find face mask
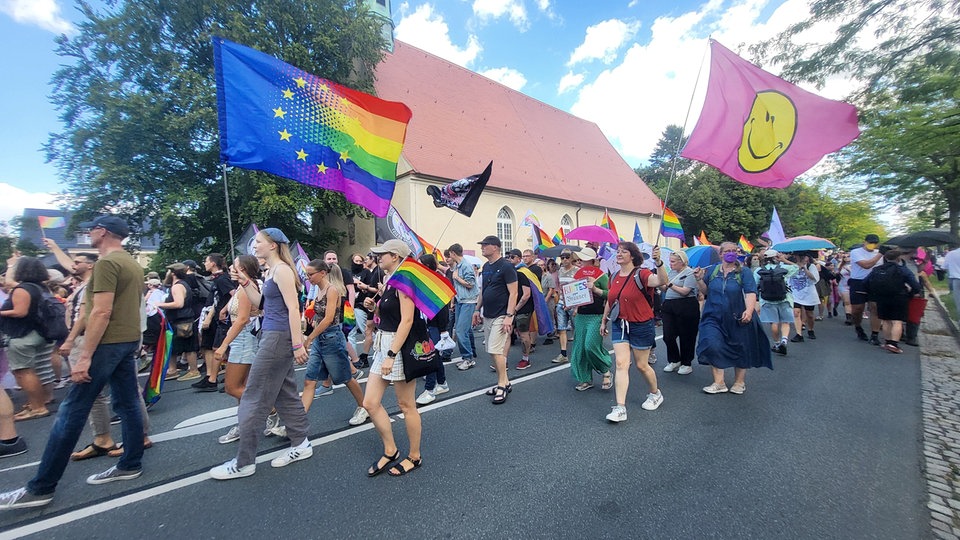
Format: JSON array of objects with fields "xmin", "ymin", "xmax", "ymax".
[
  {"xmin": 865, "ymin": 243, "xmax": 878, "ymax": 251},
  {"xmin": 722, "ymin": 252, "xmax": 739, "ymax": 263},
  {"xmin": 351, "ymin": 262, "xmax": 363, "ymax": 273}
]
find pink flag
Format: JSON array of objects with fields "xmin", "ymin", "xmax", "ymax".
[{"xmin": 681, "ymin": 40, "xmax": 860, "ymax": 188}]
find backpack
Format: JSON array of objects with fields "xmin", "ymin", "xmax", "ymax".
[
  {"xmin": 632, "ymin": 270, "xmax": 656, "ymax": 310},
  {"xmin": 21, "ymin": 283, "xmax": 69, "ymax": 343},
  {"xmin": 867, "ymin": 262, "xmax": 906, "ymax": 298},
  {"xmin": 757, "ymin": 264, "xmax": 790, "ymax": 302},
  {"xmin": 194, "ymin": 277, "xmax": 213, "ymax": 305}
]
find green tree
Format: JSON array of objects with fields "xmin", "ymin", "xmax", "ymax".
[{"xmin": 46, "ymin": 0, "xmax": 387, "ymax": 265}]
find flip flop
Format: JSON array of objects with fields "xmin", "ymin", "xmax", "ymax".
[
  {"xmin": 13, "ymin": 408, "xmax": 50, "ymax": 422},
  {"xmin": 71, "ymin": 443, "xmax": 117, "ymax": 461},
  {"xmin": 108, "ymin": 440, "xmax": 153, "ymax": 457}
]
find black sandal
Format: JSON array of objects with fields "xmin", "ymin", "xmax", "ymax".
[
  {"xmin": 367, "ymin": 450, "xmax": 400, "ymax": 477},
  {"xmin": 485, "ymin": 383, "xmax": 512, "ymax": 396},
  {"xmin": 492, "ymin": 386, "xmax": 509, "ymax": 404},
  {"xmin": 70, "ymin": 443, "xmax": 117, "ymax": 461},
  {"xmin": 388, "ymin": 456, "xmax": 422, "ymax": 477}
]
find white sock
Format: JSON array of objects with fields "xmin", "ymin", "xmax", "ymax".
[{"xmin": 296, "ymin": 438, "xmax": 311, "ymax": 449}]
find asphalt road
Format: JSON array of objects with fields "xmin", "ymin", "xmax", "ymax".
[{"xmin": 0, "ymin": 316, "xmax": 928, "ymax": 539}]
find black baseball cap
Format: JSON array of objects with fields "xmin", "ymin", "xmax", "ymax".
[
  {"xmin": 182, "ymin": 259, "xmax": 199, "ymax": 270},
  {"xmin": 506, "ymin": 249, "xmax": 523, "ymax": 258},
  {"xmin": 77, "ymin": 215, "xmax": 130, "ymax": 238},
  {"xmin": 865, "ymin": 234, "xmax": 880, "ymax": 243},
  {"xmin": 478, "ymin": 235, "xmax": 502, "ymax": 247}
]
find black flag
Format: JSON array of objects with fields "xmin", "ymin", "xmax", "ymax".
[{"xmin": 426, "ymin": 161, "xmax": 492, "ymax": 217}]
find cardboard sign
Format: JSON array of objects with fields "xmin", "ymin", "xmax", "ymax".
[{"xmin": 561, "ymin": 279, "xmax": 592, "ymax": 308}]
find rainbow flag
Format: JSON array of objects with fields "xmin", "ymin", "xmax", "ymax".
[
  {"xmin": 698, "ymin": 231, "xmax": 710, "ymax": 246},
  {"xmin": 532, "ymin": 224, "xmax": 555, "ymax": 252},
  {"xmin": 143, "ymin": 315, "xmax": 173, "ymax": 406},
  {"xmin": 601, "ymin": 209, "xmax": 620, "ymax": 241},
  {"xmin": 552, "ymin": 227, "xmax": 566, "ymax": 246},
  {"xmin": 660, "ymin": 207, "xmax": 685, "ymax": 240},
  {"xmin": 739, "ymin": 235, "xmax": 754, "ymax": 252},
  {"xmin": 38, "ymin": 216, "xmax": 66, "ymax": 229},
  {"xmin": 213, "ymin": 37, "xmax": 412, "ymax": 217},
  {"xmin": 415, "ymin": 233, "xmax": 444, "ymax": 260},
  {"xmin": 342, "ymin": 299, "xmax": 356, "ymax": 331},
  {"xmin": 386, "ymin": 257, "xmax": 455, "ymax": 320},
  {"xmin": 517, "ymin": 266, "xmax": 555, "ymax": 336}
]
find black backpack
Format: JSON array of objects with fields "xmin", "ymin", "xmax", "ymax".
[
  {"xmin": 867, "ymin": 262, "xmax": 906, "ymax": 298},
  {"xmin": 757, "ymin": 264, "xmax": 790, "ymax": 302},
  {"xmin": 21, "ymin": 283, "xmax": 69, "ymax": 343}
]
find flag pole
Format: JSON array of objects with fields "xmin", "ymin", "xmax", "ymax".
[
  {"xmin": 37, "ymin": 218, "xmax": 47, "ymax": 241},
  {"xmin": 222, "ymin": 164, "xmax": 236, "ymax": 257},
  {"xmin": 656, "ymin": 40, "xmax": 710, "ymax": 247},
  {"xmin": 432, "ymin": 213, "xmax": 457, "ymax": 256}
]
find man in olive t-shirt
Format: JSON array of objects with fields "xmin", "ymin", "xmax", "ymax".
[{"xmin": 0, "ymin": 215, "xmax": 146, "ymax": 510}]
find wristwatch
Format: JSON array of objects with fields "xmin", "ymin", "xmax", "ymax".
[
  {"xmin": 506, "ymin": 312, "xmax": 515, "ymax": 317},
  {"xmin": 387, "ymin": 350, "xmax": 397, "ymax": 358}
]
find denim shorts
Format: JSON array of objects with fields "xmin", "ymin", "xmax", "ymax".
[
  {"xmin": 759, "ymin": 301, "xmax": 794, "ymax": 324},
  {"xmin": 610, "ymin": 319, "xmax": 655, "ymax": 350},
  {"xmin": 305, "ymin": 325, "xmax": 352, "ymax": 384},
  {"xmin": 556, "ymin": 305, "xmax": 574, "ymax": 331}
]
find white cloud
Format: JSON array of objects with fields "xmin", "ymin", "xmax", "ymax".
[
  {"xmin": 472, "ymin": 0, "xmax": 528, "ymax": 29},
  {"xmin": 0, "ymin": 0, "xmax": 74, "ymax": 34},
  {"xmin": 395, "ymin": 3, "xmax": 482, "ymax": 68},
  {"xmin": 567, "ymin": 19, "xmax": 641, "ymax": 67},
  {"xmin": 480, "ymin": 67, "xmax": 527, "ymax": 90},
  {"xmin": 0, "ymin": 183, "xmax": 58, "ymax": 223},
  {"xmin": 569, "ymin": 0, "xmax": 858, "ymax": 167},
  {"xmin": 557, "ymin": 71, "xmax": 584, "ymax": 94}
]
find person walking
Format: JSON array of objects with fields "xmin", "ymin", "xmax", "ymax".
[
  {"xmin": 209, "ymin": 228, "xmax": 312, "ymax": 480},
  {"xmin": 568, "ymin": 248, "xmax": 612, "ymax": 391},
  {"xmin": 362, "ymin": 239, "xmax": 424, "ymax": 477},
  {"xmin": 788, "ymin": 253, "xmax": 820, "ymax": 342},
  {"xmin": 471, "ymin": 235, "xmax": 518, "ymax": 405},
  {"xmin": 415, "ymin": 254, "xmax": 452, "ymax": 405},
  {"xmin": 660, "ymin": 250, "xmax": 701, "ymax": 373},
  {"xmin": 849, "ymin": 234, "xmax": 884, "ymax": 344},
  {"xmin": 447, "ymin": 244, "xmax": 479, "ymax": 371},
  {"xmin": 865, "ymin": 249, "xmax": 921, "ymax": 353},
  {"xmin": 0, "ymin": 215, "xmax": 146, "ymax": 509},
  {"xmin": 552, "ymin": 249, "xmax": 578, "ymax": 364},
  {"xmin": 600, "ymin": 242, "xmax": 666, "ymax": 422},
  {"xmin": 754, "ymin": 249, "xmax": 798, "ymax": 355},
  {"xmin": 157, "ymin": 264, "xmax": 201, "ymax": 381},
  {"xmin": 695, "ymin": 241, "xmax": 772, "ymax": 396}
]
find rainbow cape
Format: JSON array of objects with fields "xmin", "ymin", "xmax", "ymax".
[
  {"xmin": 517, "ymin": 266, "xmax": 555, "ymax": 336},
  {"xmin": 143, "ymin": 315, "xmax": 173, "ymax": 406},
  {"xmin": 213, "ymin": 37, "xmax": 412, "ymax": 217},
  {"xmin": 738, "ymin": 235, "xmax": 754, "ymax": 252},
  {"xmin": 661, "ymin": 207, "xmax": 685, "ymax": 240},
  {"xmin": 386, "ymin": 258, "xmax": 455, "ymax": 320},
  {"xmin": 601, "ymin": 210, "xmax": 620, "ymax": 241},
  {"xmin": 532, "ymin": 224, "xmax": 555, "ymax": 252},
  {"xmin": 38, "ymin": 216, "xmax": 66, "ymax": 229}
]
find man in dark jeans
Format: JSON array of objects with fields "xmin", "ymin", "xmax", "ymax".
[{"xmin": 1, "ymin": 215, "xmax": 145, "ymax": 510}]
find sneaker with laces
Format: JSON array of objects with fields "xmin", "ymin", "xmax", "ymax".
[
  {"xmin": 415, "ymin": 389, "xmax": 437, "ymax": 405},
  {"xmin": 641, "ymin": 391, "xmax": 663, "ymax": 410},
  {"xmin": 855, "ymin": 326, "xmax": 868, "ymax": 340},
  {"xmin": 348, "ymin": 406, "xmax": 370, "ymax": 426},
  {"xmin": 551, "ymin": 354, "xmax": 569, "ymax": 364},
  {"xmin": 730, "ymin": 382, "xmax": 746, "ymax": 395},
  {"xmin": 663, "ymin": 362, "xmax": 681, "ymax": 373},
  {"xmin": 605, "ymin": 405, "xmax": 627, "ymax": 423},
  {"xmin": 0, "ymin": 437, "xmax": 27, "ymax": 459},
  {"xmin": 86, "ymin": 465, "xmax": 142, "ymax": 485},
  {"xmin": 516, "ymin": 359, "xmax": 531, "ymax": 370},
  {"xmin": 433, "ymin": 383, "xmax": 450, "ymax": 395},
  {"xmin": 54, "ymin": 378, "xmax": 70, "ymax": 390},
  {"xmin": 210, "ymin": 458, "xmax": 256, "ymax": 480},
  {"xmin": 270, "ymin": 441, "xmax": 313, "ymax": 468},
  {"xmin": 677, "ymin": 365, "xmax": 693, "ymax": 375},
  {"xmin": 0, "ymin": 487, "xmax": 52, "ymax": 509},
  {"xmin": 776, "ymin": 343, "xmax": 788, "ymax": 355},
  {"xmin": 270, "ymin": 425, "xmax": 287, "ymax": 438},
  {"xmin": 218, "ymin": 425, "xmax": 240, "ymax": 444},
  {"xmin": 703, "ymin": 383, "xmax": 729, "ymax": 394},
  {"xmin": 647, "ymin": 351, "xmax": 657, "ymax": 365},
  {"xmin": 353, "ymin": 369, "xmax": 364, "ymax": 380},
  {"xmin": 457, "ymin": 359, "xmax": 476, "ymax": 371},
  {"xmin": 790, "ymin": 334, "xmax": 804, "ymax": 343},
  {"xmin": 314, "ymin": 386, "xmax": 334, "ymax": 398},
  {"xmin": 868, "ymin": 335, "xmax": 881, "ymax": 346},
  {"xmin": 807, "ymin": 330, "xmax": 816, "ymax": 340},
  {"xmin": 264, "ymin": 411, "xmax": 280, "ymax": 436}
]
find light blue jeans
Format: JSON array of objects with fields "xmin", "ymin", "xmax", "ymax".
[{"xmin": 454, "ymin": 301, "xmax": 476, "ymax": 360}]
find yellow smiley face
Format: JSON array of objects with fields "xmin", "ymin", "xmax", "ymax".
[{"xmin": 737, "ymin": 90, "xmax": 797, "ymax": 173}]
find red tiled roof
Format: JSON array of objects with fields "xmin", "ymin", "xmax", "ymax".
[{"xmin": 373, "ymin": 40, "xmax": 663, "ymax": 215}]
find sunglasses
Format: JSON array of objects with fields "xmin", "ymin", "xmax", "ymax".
[{"xmin": 560, "ymin": 255, "xmax": 570, "ymax": 259}]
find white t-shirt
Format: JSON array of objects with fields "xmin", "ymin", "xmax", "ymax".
[
  {"xmin": 849, "ymin": 247, "xmax": 880, "ymax": 280},
  {"xmin": 789, "ymin": 264, "xmax": 821, "ymax": 306},
  {"xmin": 944, "ymin": 249, "xmax": 960, "ymax": 279}
]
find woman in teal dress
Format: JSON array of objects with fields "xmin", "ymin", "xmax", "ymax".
[
  {"xmin": 694, "ymin": 242, "xmax": 772, "ymax": 395},
  {"xmin": 570, "ymin": 250, "xmax": 612, "ymax": 391}
]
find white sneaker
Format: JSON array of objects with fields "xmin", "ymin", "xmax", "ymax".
[
  {"xmin": 264, "ymin": 412, "xmax": 279, "ymax": 436},
  {"xmin": 433, "ymin": 383, "xmax": 450, "ymax": 395},
  {"xmin": 54, "ymin": 379, "xmax": 70, "ymax": 390},
  {"xmin": 730, "ymin": 382, "xmax": 746, "ymax": 395},
  {"xmin": 677, "ymin": 365, "xmax": 693, "ymax": 375},
  {"xmin": 348, "ymin": 406, "xmax": 369, "ymax": 426},
  {"xmin": 270, "ymin": 440, "xmax": 313, "ymax": 468},
  {"xmin": 457, "ymin": 359, "xmax": 476, "ymax": 371},
  {"xmin": 663, "ymin": 362, "xmax": 681, "ymax": 373},
  {"xmin": 416, "ymin": 390, "xmax": 436, "ymax": 405},
  {"xmin": 218, "ymin": 425, "xmax": 240, "ymax": 444},
  {"xmin": 270, "ymin": 425, "xmax": 287, "ymax": 438},
  {"xmin": 605, "ymin": 405, "xmax": 627, "ymax": 423},
  {"xmin": 647, "ymin": 351, "xmax": 657, "ymax": 365},
  {"xmin": 703, "ymin": 382, "xmax": 729, "ymax": 394},
  {"xmin": 551, "ymin": 354, "xmax": 569, "ymax": 364},
  {"xmin": 641, "ymin": 391, "xmax": 663, "ymax": 411},
  {"xmin": 210, "ymin": 458, "xmax": 255, "ymax": 480}
]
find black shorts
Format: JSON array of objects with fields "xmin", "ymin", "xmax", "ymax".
[
  {"xmin": 213, "ymin": 321, "xmax": 230, "ymax": 349},
  {"xmin": 875, "ymin": 298, "xmax": 908, "ymax": 321},
  {"xmin": 848, "ymin": 278, "xmax": 869, "ymax": 306},
  {"xmin": 793, "ymin": 303, "xmax": 815, "ymax": 312},
  {"xmin": 199, "ymin": 325, "xmax": 216, "ymax": 349}
]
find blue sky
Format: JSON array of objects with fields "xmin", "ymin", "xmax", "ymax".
[{"xmin": 2, "ymin": 0, "xmax": 853, "ymax": 222}]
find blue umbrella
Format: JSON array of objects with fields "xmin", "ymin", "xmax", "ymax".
[
  {"xmin": 683, "ymin": 245, "xmax": 720, "ymax": 267},
  {"xmin": 772, "ymin": 235, "xmax": 836, "ymax": 252}
]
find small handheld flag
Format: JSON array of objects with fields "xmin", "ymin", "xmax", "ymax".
[
  {"xmin": 532, "ymin": 224, "xmax": 555, "ymax": 252},
  {"xmin": 38, "ymin": 216, "xmax": 66, "ymax": 229},
  {"xmin": 738, "ymin": 235, "xmax": 754, "ymax": 252},
  {"xmin": 600, "ymin": 210, "xmax": 620, "ymax": 241},
  {"xmin": 698, "ymin": 231, "xmax": 710, "ymax": 246},
  {"xmin": 633, "ymin": 222, "xmax": 644, "ymax": 244},
  {"xmin": 386, "ymin": 258, "xmax": 455, "ymax": 320},
  {"xmin": 521, "ymin": 210, "xmax": 541, "ymax": 228},
  {"xmin": 552, "ymin": 228, "xmax": 567, "ymax": 246},
  {"xmin": 660, "ymin": 207, "xmax": 685, "ymax": 240}
]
